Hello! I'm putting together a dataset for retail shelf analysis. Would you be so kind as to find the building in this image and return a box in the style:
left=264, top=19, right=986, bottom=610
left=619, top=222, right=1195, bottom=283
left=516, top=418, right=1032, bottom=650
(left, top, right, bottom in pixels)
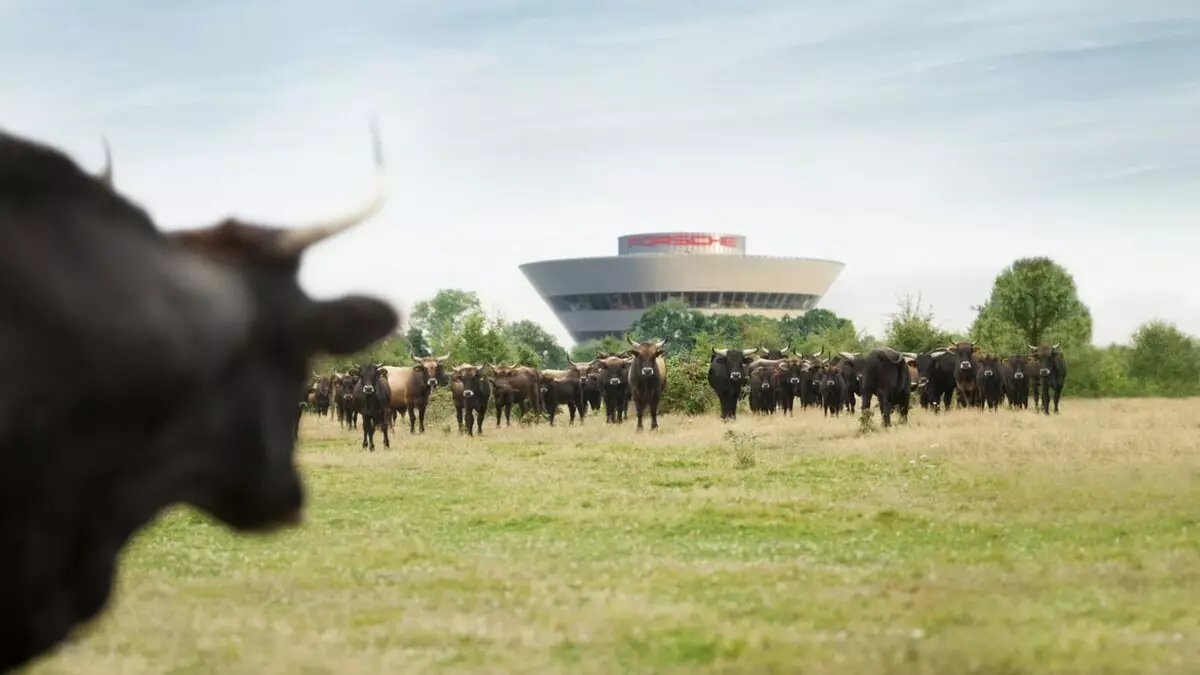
left=519, top=232, right=846, bottom=344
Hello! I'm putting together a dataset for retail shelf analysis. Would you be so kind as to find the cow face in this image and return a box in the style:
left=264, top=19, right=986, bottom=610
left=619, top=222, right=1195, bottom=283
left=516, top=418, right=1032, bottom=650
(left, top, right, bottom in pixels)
left=627, top=337, right=666, bottom=379
left=596, top=356, right=631, bottom=390
left=356, top=362, right=386, bottom=395
left=776, top=359, right=801, bottom=387
left=452, top=364, right=484, bottom=399
left=977, top=354, right=1000, bottom=379
left=947, top=341, right=976, bottom=372
left=710, top=347, right=760, bottom=383
left=412, top=354, right=450, bottom=389
left=1006, top=355, right=1028, bottom=381
left=823, top=365, right=844, bottom=392
left=537, top=371, right=558, bottom=398
left=337, top=373, right=358, bottom=403
left=1029, top=343, right=1061, bottom=377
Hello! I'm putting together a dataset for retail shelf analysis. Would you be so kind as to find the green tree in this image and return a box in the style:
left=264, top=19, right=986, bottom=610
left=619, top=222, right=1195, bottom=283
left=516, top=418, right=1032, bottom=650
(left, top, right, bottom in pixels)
left=448, top=312, right=513, bottom=367
left=404, top=325, right=430, bottom=357
left=968, top=300, right=1026, bottom=355
left=884, top=293, right=953, bottom=353
left=409, top=289, right=483, bottom=354
left=502, top=319, right=568, bottom=369
left=628, top=299, right=706, bottom=354
left=982, top=258, right=1092, bottom=349
left=570, top=336, right=625, bottom=361
left=1129, top=320, right=1200, bottom=396
left=778, top=308, right=850, bottom=344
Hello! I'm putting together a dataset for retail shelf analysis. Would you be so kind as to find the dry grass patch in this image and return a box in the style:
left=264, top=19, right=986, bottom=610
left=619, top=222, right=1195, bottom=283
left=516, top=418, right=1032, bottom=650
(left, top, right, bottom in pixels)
left=27, top=398, right=1200, bottom=674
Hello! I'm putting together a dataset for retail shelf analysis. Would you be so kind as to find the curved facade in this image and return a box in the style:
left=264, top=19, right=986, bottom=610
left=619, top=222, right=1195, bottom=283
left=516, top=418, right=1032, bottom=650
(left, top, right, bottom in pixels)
left=520, top=232, right=845, bottom=344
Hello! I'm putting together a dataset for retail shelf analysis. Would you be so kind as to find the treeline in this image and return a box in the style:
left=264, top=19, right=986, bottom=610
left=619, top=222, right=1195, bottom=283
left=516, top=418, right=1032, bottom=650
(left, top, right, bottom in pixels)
left=316, top=257, right=1200, bottom=407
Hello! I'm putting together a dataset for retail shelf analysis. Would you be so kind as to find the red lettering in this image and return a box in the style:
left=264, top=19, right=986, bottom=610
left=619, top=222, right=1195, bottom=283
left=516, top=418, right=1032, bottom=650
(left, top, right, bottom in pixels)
left=625, top=234, right=737, bottom=248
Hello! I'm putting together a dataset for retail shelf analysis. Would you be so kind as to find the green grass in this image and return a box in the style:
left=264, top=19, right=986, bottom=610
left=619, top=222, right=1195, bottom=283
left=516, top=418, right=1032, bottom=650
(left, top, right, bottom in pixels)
left=27, top=399, right=1200, bottom=674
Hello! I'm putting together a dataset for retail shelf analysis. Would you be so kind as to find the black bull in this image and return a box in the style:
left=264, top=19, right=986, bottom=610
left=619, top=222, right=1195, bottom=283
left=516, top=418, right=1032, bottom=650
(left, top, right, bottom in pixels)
left=860, top=348, right=915, bottom=427
left=0, top=128, right=398, bottom=670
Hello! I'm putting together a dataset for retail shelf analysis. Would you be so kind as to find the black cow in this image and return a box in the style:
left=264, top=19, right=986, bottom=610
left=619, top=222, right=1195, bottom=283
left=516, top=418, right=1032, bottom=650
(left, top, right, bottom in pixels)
left=627, top=338, right=667, bottom=431
left=759, top=343, right=792, bottom=360
left=820, top=365, right=846, bottom=417
left=1030, top=343, right=1068, bottom=415
left=573, top=360, right=602, bottom=414
left=0, top=127, right=397, bottom=671
left=828, top=352, right=864, bottom=413
left=450, top=364, right=491, bottom=436
left=860, top=348, right=914, bottom=427
left=594, top=355, right=632, bottom=423
left=946, top=341, right=981, bottom=408
left=353, top=363, right=392, bottom=451
left=748, top=360, right=779, bottom=414
left=798, top=359, right=824, bottom=410
left=975, top=353, right=1004, bottom=411
left=774, top=359, right=801, bottom=415
left=311, top=373, right=332, bottom=416
left=708, top=347, right=759, bottom=420
left=334, top=372, right=359, bottom=428
left=1001, top=355, right=1032, bottom=409
left=915, top=349, right=956, bottom=412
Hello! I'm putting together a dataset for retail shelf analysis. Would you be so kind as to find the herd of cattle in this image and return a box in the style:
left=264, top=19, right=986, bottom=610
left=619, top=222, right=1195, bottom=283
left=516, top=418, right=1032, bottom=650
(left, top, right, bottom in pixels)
left=302, top=338, right=1070, bottom=448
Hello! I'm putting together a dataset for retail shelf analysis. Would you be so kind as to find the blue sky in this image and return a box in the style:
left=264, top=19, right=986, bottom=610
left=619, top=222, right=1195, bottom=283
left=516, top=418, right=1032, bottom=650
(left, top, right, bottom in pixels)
left=3, top=0, right=1198, bottom=346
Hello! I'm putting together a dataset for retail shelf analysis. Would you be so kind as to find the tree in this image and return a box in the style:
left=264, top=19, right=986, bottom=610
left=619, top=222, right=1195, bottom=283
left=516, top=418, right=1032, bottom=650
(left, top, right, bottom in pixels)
left=982, top=258, right=1092, bottom=348
left=884, top=293, right=953, bottom=353
left=448, top=312, right=513, bottom=367
left=779, top=309, right=849, bottom=343
left=1129, top=320, right=1200, bottom=396
left=628, top=299, right=705, bottom=354
left=968, top=300, right=1026, bottom=355
left=570, top=336, right=625, bottom=362
left=409, top=289, right=483, bottom=354
left=502, top=320, right=568, bottom=369
left=404, top=325, right=430, bottom=357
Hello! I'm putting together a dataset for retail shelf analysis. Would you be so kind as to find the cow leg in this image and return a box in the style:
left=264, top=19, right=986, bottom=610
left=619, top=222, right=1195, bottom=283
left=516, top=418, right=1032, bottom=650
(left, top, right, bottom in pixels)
left=649, top=394, right=660, bottom=430
left=417, top=405, right=427, bottom=433
left=464, top=405, right=475, bottom=437
left=634, top=397, right=646, bottom=432
left=1052, top=383, right=1062, bottom=414
left=362, top=415, right=373, bottom=450
left=1040, top=382, right=1050, bottom=415
left=476, top=404, right=485, bottom=435
left=380, top=413, right=390, bottom=448
left=455, top=405, right=464, bottom=434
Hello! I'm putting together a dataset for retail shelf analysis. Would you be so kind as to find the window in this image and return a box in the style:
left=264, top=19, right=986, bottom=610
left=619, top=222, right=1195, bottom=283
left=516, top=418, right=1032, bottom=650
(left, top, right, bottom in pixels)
left=545, top=292, right=820, bottom=312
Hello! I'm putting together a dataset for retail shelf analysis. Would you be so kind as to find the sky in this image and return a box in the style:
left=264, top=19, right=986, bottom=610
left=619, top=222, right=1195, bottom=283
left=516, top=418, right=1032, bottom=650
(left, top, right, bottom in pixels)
left=3, top=0, right=1198, bottom=347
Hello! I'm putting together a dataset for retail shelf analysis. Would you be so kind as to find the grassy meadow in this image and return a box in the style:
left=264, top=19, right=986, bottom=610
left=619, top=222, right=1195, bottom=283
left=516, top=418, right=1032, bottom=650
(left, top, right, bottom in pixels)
left=26, top=399, right=1200, bottom=674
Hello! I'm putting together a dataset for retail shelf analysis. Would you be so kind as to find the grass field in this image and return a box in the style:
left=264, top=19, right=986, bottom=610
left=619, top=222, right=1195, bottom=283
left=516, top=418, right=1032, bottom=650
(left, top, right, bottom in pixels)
left=25, top=399, right=1200, bottom=674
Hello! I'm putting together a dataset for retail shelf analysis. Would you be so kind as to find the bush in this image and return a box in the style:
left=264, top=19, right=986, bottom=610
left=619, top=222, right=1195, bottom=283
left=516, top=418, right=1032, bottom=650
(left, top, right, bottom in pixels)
left=660, top=355, right=717, bottom=415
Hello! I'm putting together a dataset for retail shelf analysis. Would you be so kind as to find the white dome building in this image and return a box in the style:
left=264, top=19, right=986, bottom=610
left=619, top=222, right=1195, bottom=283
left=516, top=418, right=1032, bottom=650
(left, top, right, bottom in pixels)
left=519, top=232, right=846, bottom=344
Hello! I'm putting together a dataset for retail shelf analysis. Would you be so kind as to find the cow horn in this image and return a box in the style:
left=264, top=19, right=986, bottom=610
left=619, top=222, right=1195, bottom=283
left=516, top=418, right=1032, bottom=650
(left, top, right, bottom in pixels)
left=713, top=348, right=728, bottom=357
left=627, top=336, right=639, bottom=348
left=435, top=353, right=451, bottom=362
left=1052, top=343, right=1060, bottom=350
left=273, top=119, right=386, bottom=256
left=780, top=345, right=789, bottom=355
left=1027, top=344, right=1037, bottom=351
left=95, top=137, right=113, bottom=188
left=745, top=347, right=761, bottom=355
left=654, top=338, right=666, bottom=348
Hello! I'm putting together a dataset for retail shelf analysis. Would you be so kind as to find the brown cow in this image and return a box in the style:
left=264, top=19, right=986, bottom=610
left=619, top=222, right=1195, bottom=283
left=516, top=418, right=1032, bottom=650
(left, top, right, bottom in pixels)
left=488, top=363, right=540, bottom=426
left=626, top=337, right=667, bottom=431
left=382, top=353, right=449, bottom=434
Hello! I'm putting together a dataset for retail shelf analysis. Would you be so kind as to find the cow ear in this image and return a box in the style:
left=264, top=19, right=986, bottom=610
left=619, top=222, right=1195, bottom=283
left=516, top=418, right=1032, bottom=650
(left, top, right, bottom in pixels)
left=303, top=296, right=398, bottom=355
left=375, top=367, right=388, bottom=379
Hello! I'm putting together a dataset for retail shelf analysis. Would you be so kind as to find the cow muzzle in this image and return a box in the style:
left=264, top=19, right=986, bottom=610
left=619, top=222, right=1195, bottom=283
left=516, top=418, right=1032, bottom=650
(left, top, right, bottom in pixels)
left=760, top=382, right=770, bottom=389
left=1040, top=368, right=1051, bottom=377
left=960, top=361, right=971, bottom=370
left=918, top=377, right=928, bottom=386
left=641, top=367, right=654, bottom=376
left=463, top=390, right=474, bottom=398
left=790, top=377, right=800, bottom=384
left=362, top=385, right=375, bottom=395
left=1014, top=372, right=1024, bottom=380
left=427, top=378, right=438, bottom=387
left=343, top=394, right=352, bottom=400
left=609, top=378, right=621, bottom=386
left=730, top=372, right=742, bottom=380
left=983, top=369, right=993, bottom=377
